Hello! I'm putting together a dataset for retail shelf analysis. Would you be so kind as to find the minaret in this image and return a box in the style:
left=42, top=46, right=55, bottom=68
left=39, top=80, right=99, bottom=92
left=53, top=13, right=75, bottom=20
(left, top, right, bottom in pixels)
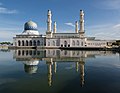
left=53, top=21, right=57, bottom=33
left=75, top=21, right=78, bottom=33
left=79, top=10, right=85, bottom=37
left=46, top=10, right=52, bottom=38
left=47, top=10, right=52, bottom=32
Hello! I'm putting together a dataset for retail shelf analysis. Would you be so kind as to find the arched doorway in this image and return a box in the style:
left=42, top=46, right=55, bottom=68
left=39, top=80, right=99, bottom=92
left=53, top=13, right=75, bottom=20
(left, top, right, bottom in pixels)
left=22, top=40, right=25, bottom=46
left=64, top=41, right=67, bottom=47
left=77, top=40, right=79, bottom=46
left=18, top=40, right=21, bottom=46
left=37, top=40, right=40, bottom=46
left=72, top=40, right=75, bottom=46
left=53, top=41, right=55, bottom=46
left=29, top=40, right=32, bottom=46
left=26, top=40, right=29, bottom=46
left=33, top=40, right=36, bottom=46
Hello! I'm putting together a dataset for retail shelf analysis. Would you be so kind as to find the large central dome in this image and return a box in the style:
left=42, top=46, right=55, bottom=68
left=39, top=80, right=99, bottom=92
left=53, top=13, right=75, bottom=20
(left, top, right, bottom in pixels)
left=22, top=21, right=39, bottom=35
left=24, top=21, right=37, bottom=30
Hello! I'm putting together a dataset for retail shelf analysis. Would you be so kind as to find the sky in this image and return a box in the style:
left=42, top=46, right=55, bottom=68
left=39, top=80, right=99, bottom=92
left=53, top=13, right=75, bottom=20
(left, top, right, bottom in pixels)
left=0, top=0, right=120, bottom=42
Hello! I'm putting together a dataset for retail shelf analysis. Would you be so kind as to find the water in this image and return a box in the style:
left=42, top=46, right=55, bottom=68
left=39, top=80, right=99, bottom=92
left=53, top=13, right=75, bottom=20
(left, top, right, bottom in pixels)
left=0, top=49, right=120, bottom=93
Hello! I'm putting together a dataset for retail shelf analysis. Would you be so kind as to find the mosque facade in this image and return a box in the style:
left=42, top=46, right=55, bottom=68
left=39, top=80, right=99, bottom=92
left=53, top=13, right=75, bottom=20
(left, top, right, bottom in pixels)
left=13, top=10, right=112, bottom=49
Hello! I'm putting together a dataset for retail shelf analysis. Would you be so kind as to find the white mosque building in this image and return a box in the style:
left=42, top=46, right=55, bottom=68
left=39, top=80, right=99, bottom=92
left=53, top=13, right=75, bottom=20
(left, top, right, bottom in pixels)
left=13, top=10, right=112, bottom=49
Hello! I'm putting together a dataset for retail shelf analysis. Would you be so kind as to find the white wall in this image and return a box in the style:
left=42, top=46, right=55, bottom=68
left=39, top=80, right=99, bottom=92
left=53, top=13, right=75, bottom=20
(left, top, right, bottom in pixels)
left=86, top=40, right=107, bottom=47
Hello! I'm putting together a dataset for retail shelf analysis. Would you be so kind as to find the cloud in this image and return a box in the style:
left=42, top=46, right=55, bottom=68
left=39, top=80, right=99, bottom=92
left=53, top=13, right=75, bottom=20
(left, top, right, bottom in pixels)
left=94, top=0, right=120, bottom=10
left=0, top=29, right=20, bottom=42
left=0, top=7, right=18, bottom=14
left=0, top=2, right=18, bottom=14
left=103, top=0, right=120, bottom=10
left=87, top=23, right=120, bottom=40
left=113, top=24, right=120, bottom=29
left=0, top=3, right=2, bottom=5
left=64, top=22, right=75, bottom=27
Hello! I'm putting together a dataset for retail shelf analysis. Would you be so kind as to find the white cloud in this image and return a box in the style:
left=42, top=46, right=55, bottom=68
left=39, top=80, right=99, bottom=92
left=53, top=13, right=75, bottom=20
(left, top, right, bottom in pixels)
left=113, top=24, right=120, bottom=29
left=103, top=0, right=120, bottom=10
left=94, top=0, right=120, bottom=10
left=0, top=3, right=2, bottom=5
left=86, top=23, right=120, bottom=40
left=0, top=2, right=18, bottom=14
left=0, top=30, right=20, bottom=42
left=64, top=22, right=75, bottom=27
left=0, top=7, right=18, bottom=14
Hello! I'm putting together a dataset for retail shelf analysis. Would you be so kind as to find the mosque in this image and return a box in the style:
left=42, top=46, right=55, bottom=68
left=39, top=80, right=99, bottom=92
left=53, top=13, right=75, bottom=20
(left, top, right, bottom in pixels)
left=13, top=10, right=113, bottom=49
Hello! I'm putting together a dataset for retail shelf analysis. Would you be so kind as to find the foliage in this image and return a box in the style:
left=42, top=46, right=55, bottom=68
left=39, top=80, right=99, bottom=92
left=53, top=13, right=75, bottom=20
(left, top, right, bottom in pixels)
left=112, top=40, right=120, bottom=46
left=0, top=42, right=12, bottom=45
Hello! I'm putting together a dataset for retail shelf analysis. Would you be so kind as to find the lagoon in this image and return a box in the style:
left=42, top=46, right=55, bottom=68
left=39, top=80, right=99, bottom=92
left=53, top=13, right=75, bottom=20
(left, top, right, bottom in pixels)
left=0, top=49, right=120, bottom=93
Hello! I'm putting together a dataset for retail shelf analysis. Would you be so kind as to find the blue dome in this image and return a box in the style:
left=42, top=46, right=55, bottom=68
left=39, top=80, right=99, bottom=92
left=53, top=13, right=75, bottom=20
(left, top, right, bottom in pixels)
left=24, top=21, right=37, bottom=30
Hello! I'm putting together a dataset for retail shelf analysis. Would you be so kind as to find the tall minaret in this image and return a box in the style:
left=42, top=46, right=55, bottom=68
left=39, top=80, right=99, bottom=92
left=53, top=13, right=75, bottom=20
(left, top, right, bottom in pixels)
left=53, top=21, right=57, bottom=33
left=47, top=10, right=52, bottom=32
left=75, top=21, right=78, bottom=33
left=79, top=10, right=85, bottom=37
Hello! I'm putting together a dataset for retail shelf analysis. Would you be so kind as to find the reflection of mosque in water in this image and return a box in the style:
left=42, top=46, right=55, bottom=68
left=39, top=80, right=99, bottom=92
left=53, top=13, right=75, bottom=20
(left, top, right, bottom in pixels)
left=13, top=49, right=113, bottom=87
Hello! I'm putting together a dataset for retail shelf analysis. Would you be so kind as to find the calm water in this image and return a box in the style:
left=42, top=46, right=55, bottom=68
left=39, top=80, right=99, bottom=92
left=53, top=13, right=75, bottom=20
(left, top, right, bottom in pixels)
left=0, top=49, right=120, bottom=93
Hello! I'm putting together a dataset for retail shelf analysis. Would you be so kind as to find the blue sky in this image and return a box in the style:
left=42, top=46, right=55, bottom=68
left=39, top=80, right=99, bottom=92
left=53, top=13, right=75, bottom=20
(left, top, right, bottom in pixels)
left=0, top=0, right=120, bottom=41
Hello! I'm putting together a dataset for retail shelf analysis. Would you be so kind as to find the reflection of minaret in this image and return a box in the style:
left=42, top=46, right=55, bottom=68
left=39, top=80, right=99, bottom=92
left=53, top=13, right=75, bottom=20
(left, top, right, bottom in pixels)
left=79, top=61, right=85, bottom=87
left=54, top=62, right=57, bottom=73
left=47, top=60, right=53, bottom=87
left=76, top=62, right=79, bottom=72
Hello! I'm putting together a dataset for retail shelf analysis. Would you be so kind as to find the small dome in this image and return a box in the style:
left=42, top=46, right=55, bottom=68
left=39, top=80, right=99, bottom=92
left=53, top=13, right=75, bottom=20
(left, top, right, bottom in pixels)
left=24, top=21, right=37, bottom=30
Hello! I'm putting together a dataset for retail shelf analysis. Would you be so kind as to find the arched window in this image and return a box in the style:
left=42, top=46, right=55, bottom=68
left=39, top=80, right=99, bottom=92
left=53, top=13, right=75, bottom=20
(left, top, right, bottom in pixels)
left=29, top=40, right=32, bottom=46
left=53, top=41, right=55, bottom=46
left=33, top=40, right=36, bottom=46
left=72, top=40, right=75, bottom=46
left=81, top=42, right=83, bottom=46
left=18, top=40, right=21, bottom=46
left=64, top=41, right=67, bottom=47
left=26, top=40, right=28, bottom=46
left=22, top=40, right=25, bottom=46
left=48, top=42, right=50, bottom=46
left=37, top=40, right=40, bottom=46
left=77, top=40, right=79, bottom=46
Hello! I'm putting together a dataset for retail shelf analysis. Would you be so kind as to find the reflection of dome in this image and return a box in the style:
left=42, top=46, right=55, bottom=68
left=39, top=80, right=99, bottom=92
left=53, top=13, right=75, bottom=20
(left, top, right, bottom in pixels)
left=24, top=65, right=38, bottom=74
left=24, top=21, right=37, bottom=30
left=22, top=60, right=39, bottom=66
left=22, top=21, right=39, bottom=35
left=23, top=60, right=39, bottom=74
